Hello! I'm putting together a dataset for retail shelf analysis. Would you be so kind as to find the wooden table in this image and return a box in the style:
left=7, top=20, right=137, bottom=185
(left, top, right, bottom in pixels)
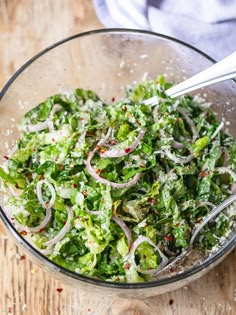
left=0, top=1, right=235, bottom=314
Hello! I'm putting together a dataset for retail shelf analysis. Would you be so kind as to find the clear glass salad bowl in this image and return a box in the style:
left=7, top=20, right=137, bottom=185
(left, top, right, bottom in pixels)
left=0, top=29, right=235, bottom=298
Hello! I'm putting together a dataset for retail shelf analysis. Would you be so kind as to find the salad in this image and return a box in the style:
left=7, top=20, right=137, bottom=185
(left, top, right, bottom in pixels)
left=1, top=76, right=235, bottom=282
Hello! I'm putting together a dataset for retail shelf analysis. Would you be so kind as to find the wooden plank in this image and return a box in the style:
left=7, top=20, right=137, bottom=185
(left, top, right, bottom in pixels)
left=0, top=1, right=235, bottom=314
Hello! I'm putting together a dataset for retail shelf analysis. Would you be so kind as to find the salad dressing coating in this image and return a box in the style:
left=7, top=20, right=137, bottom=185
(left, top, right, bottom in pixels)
left=1, top=76, right=235, bottom=282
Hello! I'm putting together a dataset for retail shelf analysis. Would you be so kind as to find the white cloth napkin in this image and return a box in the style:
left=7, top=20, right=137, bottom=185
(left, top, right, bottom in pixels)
left=93, top=0, right=236, bottom=60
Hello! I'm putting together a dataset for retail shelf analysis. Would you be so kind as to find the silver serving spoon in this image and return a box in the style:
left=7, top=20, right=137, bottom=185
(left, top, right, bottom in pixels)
left=155, top=193, right=236, bottom=275
left=144, top=51, right=236, bottom=106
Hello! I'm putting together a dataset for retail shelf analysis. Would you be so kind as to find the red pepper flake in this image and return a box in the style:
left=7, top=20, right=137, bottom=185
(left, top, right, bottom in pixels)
left=111, top=97, right=115, bottom=102
left=140, top=163, right=146, bottom=168
left=109, top=139, right=116, bottom=145
left=20, top=231, right=27, bottom=236
left=115, top=277, right=120, bottom=282
left=155, top=80, right=159, bottom=84
left=33, top=148, right=37, bottom=152
left=39, top=174, right=44, bottom=180
left=39, top=228, right=45, bottom=233
left=124, top=147, right=131, bottom=154
left=52, top=138, right=55, bottom=142
left=123, top=106, right=127, bottom=112
left=169, top=267, right=175, bottom=273
left=45, top=202, right=49, bottom=208
left=143, top=255, right=147, bottom=259
left=20, top=255, right=26, bottom=261
left=15, top=183, right=19, bottom=189
left=147, top=197, right=156, bottom=205
left=100, top=149, right=107, bottom=154
left=124, top=263, right=130, bottom=270
left=164, top=235, right=173, bottom=241
left=73, top=183, right=78, bottom=188
left=88, top=309, right=91, bottom=312
left=11, top=217, right=14, bottom=220
left=82, top=190, right=88, bottom=196
left=175, top=223, right=179, bottom=227
left=199, top=171, right=209, bottom=178
left=3, top=155, right=9, bottom=160
left=67, top=136, right=71, bottom=139
left=169, top=299, right=174, bottom=305
left=56, top=288, right=63, bottom=293
left=135, top=119, right=141, bottom=126
left=8, top=307, right=12, bottom=313
left=96, top=144, right=101, bottom=150
left=96, top=169, right=104, bottom=174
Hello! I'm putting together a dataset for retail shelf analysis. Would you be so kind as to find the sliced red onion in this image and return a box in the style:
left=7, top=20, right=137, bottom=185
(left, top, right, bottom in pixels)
left=39, top=246, right=54, bottom=255
left=26, top=120, right=49, bottom=133
left=177, top=107, right=198, bottom=142
left=15, top=207, right=52, bottom=233
left=48, top=105, right=62, bottom=133
left=100, top=128, right=146, bottom=158
left=44, top=207, right=73, bottom=247
left=112, top=215, right=132, bottom=248
left=85, top=127, right=142, bottom=188
left=48, top=121, right=54, bottom=133
left=75, top=131, right=86, bottom=149
left=129, top=235, right=169, bottom=274
left=86, top=150, right=141, bottom=188
left=164, top=148, right=193, bottom=164
left=36, top=179, right=56, bottom=209
left=85, top=209, right=103, bottom=216
left=97, top=127, right=112, bottom=146
left=84, top=203, right=102, bottom=216
left=85, top=147, right=141, bottom=189
left=215, top=167, right=236, bottom=182
left=172, top=141, right=185, bottom=150
left=8, top=185, right=22, bottom=198
left=211, top=121, right=224, bottom=140
left=195, top=201, right=216, bottom=209
left=25, top=104, right=62, bottom=133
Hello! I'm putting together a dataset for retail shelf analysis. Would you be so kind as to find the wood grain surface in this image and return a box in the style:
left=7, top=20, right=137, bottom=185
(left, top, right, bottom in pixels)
left=0, top=1, right=235, bottom=314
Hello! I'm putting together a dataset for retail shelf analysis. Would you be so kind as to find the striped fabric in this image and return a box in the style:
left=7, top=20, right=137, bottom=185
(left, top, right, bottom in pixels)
left=93, top=0, right=236, bottom=60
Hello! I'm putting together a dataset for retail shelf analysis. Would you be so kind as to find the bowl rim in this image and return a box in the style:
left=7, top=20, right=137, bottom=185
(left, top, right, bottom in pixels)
left=0, top=28, right=235, bottom=290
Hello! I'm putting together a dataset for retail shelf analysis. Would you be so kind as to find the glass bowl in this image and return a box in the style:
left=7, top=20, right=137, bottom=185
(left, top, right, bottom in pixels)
left=0, top=29, right=235, bottom=298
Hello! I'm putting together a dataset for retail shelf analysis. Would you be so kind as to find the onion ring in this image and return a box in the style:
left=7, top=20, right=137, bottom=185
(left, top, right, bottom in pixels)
left=129, top=235, right=169, bottom=274
left=36, top=179, right=56, bottom=209
left=44, top=207, right=73, bottom=247
left=112, top=215, right=132, bottom=248
left=100, top=128, right=146, bottom=158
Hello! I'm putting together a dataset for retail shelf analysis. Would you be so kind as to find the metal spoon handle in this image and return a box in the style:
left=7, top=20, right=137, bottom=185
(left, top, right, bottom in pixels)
left=190, top=193, right=236, bottom=245
left=166, top=51, right=236, bottom=98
